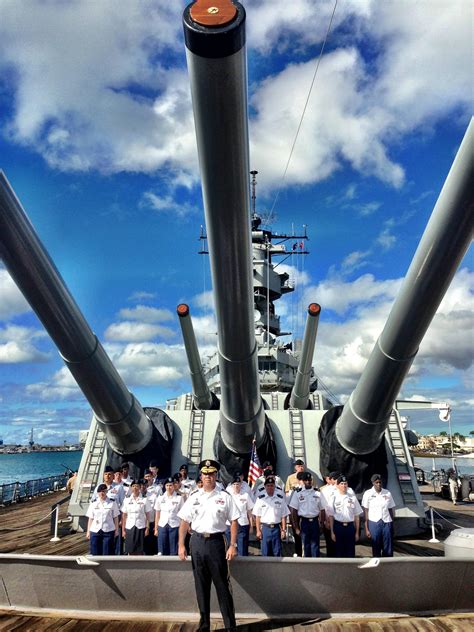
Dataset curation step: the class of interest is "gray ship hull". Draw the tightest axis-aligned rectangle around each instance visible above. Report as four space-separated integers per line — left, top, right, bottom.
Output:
1 554 473 619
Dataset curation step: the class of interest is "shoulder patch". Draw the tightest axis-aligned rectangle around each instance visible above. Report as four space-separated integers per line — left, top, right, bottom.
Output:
258 493 265 499
189 488 199 496
276 493 283 499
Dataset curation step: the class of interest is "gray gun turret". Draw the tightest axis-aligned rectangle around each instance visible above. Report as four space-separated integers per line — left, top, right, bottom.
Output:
319 118 474 491
0 171 173 477
289 304 321 410
177 303 215 410
183 0 276 477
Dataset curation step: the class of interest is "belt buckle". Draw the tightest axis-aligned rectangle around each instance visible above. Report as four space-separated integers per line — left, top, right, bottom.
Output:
343 522 348 527
203 533 211 538
269 523 275 528
308 518 314 522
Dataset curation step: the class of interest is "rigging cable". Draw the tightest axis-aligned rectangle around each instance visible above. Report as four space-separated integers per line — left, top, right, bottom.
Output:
269 0 338 217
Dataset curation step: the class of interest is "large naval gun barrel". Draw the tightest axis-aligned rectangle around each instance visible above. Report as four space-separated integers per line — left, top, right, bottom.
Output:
177 303 214 410
289 303 321 410
183 0 266 456
0 171 158 458
320 118 473 485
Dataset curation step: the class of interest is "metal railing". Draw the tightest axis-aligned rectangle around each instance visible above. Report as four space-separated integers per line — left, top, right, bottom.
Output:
0 475 69 506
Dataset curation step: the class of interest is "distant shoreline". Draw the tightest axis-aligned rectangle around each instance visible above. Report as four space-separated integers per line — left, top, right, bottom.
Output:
411 452 474 458
0 448 82 455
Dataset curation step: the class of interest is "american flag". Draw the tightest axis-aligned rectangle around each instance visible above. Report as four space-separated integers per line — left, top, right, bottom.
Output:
248 437 263 486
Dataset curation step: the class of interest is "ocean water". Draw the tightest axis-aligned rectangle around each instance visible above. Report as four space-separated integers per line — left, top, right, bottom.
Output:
0 450 83 485
414 455 474 476
0 450 472 486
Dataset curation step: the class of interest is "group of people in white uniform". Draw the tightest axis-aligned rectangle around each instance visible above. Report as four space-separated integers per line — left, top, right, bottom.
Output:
85 459 396 559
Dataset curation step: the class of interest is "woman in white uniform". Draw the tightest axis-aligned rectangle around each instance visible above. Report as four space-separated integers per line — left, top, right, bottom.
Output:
154 477 184 555
86 483 120 555
121 480 152 555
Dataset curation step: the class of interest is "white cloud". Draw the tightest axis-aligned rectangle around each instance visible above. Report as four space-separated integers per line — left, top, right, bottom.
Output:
375 227 396 251
0 1 197 177
250 48 405 190
117 305 173 323
303 273 401 316
104 321 174 342
26 367 83 401
0 324 49 363
0 268 31 320
0 341 49 364
0 1 469 193
312 268 473 397
127 291 156 303
141 192 198 218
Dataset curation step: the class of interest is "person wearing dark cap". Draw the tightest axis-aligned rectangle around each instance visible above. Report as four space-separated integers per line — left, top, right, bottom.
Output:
362 474 396 557
328 475 363 558
142 469 161 555
120 462 132 487
319 471 341 557
289 472 323 557
154 477 184 555
251 462 284 498
225 470 252 496
149 460 160 485
86 483 120 555
91 465 126 507
285 459 306 494
252 476 290 557
284 460 306 557
179 463 196 497
178 459 239 632
227 477 255 556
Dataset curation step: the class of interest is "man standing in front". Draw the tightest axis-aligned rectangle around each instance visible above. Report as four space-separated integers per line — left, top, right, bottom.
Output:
362 474 396 557
178 459 239 632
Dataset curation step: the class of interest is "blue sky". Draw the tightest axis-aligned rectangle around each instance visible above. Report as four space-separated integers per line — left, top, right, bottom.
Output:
0 0 472 445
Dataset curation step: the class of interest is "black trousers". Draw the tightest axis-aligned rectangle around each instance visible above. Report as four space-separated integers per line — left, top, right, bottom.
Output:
190 533 236 630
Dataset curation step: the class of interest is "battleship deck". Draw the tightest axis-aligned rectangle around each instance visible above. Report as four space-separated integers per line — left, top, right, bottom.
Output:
1 612 473 631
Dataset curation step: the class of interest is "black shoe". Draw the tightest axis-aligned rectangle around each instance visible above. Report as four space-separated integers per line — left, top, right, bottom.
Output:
197 617 210 632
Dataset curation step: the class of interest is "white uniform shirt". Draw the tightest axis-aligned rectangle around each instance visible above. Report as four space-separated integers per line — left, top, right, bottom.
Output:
121 495 152 529
228 491 254 526
91 482 125 507
145 483 162 507
252 474 284 495
361 487 395 523
154 492 184 528
178 487 240 533
180 477 197 497
320 484 355 511
289 487 322 518
86 498 120 533
226 480 252 496
252 491 290 524
327 491 363 522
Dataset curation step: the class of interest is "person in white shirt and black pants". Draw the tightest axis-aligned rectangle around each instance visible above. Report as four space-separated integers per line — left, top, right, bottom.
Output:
178 459 239 632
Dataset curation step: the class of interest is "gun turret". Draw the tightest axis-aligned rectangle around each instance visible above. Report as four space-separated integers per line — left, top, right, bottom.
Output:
289 303 321 410
177 303 214 410
0 171 173 473
183 0 270 465
319 118 474 489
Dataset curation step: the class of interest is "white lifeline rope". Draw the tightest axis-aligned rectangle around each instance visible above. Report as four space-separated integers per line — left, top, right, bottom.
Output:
430 506 464 530
0 505 58 532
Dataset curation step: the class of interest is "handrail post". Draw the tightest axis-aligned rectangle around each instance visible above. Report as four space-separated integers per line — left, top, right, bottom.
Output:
50 504 61 542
